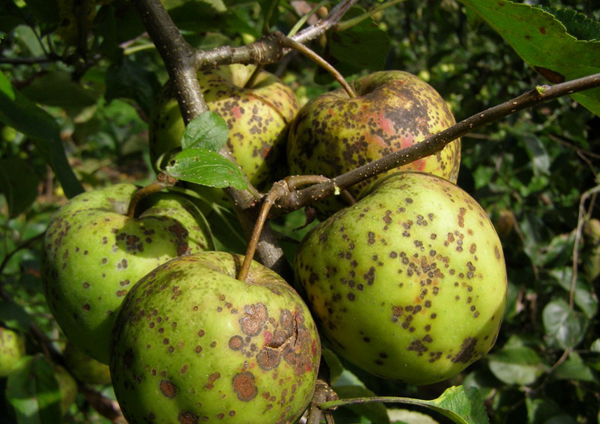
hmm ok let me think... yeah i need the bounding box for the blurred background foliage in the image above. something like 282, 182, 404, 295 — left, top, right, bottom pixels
0, 0, 599, 423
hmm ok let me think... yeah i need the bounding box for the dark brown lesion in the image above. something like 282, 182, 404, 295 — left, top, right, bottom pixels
232, 371, 258, 401
451, 337, 478, 363
239, 303, 268, 336
159, 380, 177, 398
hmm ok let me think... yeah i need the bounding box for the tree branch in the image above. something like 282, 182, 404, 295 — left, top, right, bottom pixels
130, 0, 359, 272
274, 73, 600, 215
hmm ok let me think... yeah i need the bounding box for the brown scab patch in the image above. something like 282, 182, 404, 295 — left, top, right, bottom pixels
239, 303, 268, 336
457, 207, 466, 228
257, 348, 281, 370
232, 371, 257, 401
229, 335, 244, 350
159, 380, 177, 398
178, 411, 198, 424
451, 337, 477, 363
206, 372, 221, 389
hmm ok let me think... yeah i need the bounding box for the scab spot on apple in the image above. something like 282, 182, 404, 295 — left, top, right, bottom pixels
159, 379, 177, 398
239, 303, 268, 336
178, 411, 198, 424
232, 371, 257, 401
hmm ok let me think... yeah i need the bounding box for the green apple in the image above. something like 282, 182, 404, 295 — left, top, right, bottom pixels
42, 184, 214, 364
295, 172, 506, 385
54, 364, 78, 415
287, 70, 461, 216
110, 251, 321, 424
150, 64, 300, 205
63, 341, 111, 385
0, 326, 26, 377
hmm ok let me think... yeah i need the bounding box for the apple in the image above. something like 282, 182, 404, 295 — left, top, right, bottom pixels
63, 341, 111, 385
295, 172, 506, 385
42, 184, 214, 364
149, 64, 300, 205
0, 326, 26, 377
110, 251, 321, 424
54, 364, 78, 415
287, 70, 461, 216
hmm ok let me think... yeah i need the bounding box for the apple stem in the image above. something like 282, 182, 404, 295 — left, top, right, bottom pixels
237, 181, 289, 282
280, 34, 356, 98
127, 173, 178, 219
244, 64, 264, 89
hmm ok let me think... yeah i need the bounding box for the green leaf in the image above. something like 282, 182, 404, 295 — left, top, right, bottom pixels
105, 57, 161, 116
0, 302, 31, 333
165, 149, 247, 190
329, 8, 390, 73
547, 268, 598, 318
181, 111, 229, 151
0, 158, 39, 218
21, 70, 98, 109
425, 386, 489, 424
487, 346, 544, 385
0, 73, 83, 198
316, 7, 390, 83
553, 352, 597, 382
457, 0, 600, 116
542, 299, 587, 349
6, 355, 63, 424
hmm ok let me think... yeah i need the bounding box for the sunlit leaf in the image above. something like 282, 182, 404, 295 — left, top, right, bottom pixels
181, 111, 229, 151
166, 148, 247, 189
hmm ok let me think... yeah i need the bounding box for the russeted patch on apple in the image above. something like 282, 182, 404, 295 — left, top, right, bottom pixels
42, 184, 214, 364
287, 70, 461, 216
109, 251, 321, 424
295, 172, 507, 385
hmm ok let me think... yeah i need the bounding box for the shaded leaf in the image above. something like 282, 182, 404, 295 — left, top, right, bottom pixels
0, 302, 31, 333
542, 299, 587, 349
6, 355, 63, 424
166, 149, 247, 189
458, 0, 600, 116
181, 111, 229, 151
553, 352, 597, 382
488, 346, 544, 385
0, 158, 39, 218
0, 72, 83, 198
105, 57, 161, 116
21, 70, 98, 109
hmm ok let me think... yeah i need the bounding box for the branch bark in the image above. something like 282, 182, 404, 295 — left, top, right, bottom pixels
130, 0, 358, 272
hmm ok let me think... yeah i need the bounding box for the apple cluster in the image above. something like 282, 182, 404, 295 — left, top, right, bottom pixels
39, 64, 507, 423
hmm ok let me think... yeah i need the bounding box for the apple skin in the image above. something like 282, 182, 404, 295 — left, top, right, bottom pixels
63, 342, 111, 385
110, 251, 320, 424
42, 184, 214, 364
0, 327, 26, 377
150, 64, 300, 204
287, 71, 461, 216
295, 172, 506, 385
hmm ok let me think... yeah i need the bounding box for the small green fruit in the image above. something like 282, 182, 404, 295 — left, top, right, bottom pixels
63, 342, 111, 385
42, 184, 214, 364
110, 251, 320, 424
295, 172, 506, 385
54, 365, 78, 415
0, 327, 26, 377
150, 64, 300, 204
287, 71, 461, 216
